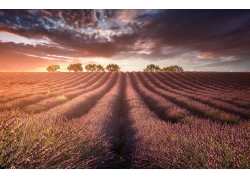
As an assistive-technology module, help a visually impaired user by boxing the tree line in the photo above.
[46,63,183,72]
[143,64,184,72]
[46,63,120,72]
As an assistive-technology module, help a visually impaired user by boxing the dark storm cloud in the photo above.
[0,9,143,58]
[137,10,250,59]
[0,10,100,31]
[0,9,110,42]
[0,9,250,71]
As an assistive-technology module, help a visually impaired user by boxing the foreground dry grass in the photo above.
[0,72,250,168]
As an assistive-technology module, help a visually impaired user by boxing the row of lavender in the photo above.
[157,72,250,108]
[1,72,250,168]
[143,73,250,121]
[0,73,98,111]
[0,72,92,102]
[122,73,250,168]
[155,73,249,108]
[0,72,120,168]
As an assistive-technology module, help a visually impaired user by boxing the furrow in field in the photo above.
[121,72,165,168]
[36,72,117,120]
[162,72,250,101]
[0,72,79,99]
[2,74,97,105]
[180,72,236,91]
[215,72,250,86]
[23,73,107,114]
[130,72,192,123]
[1,72,76,93]
[44,72,93,92]
[161,72,231,92]
[162,72,231,95]
[186,72,247,90]
[166,72,250,103]
[69,72,125,168]
[121,72,250,168]
[0,73,99,111]
[136,72,242,124]
[0,74,69,101]
[149,73,250,119]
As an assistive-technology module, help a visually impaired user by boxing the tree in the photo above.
[143,64,161,72]
[85,64,97,72]
[85,64,105,72]
[96,65,105,72]
[67,63,83,72]
[46,64,60,72]
[105,64,120,72]
[162,65,184,72]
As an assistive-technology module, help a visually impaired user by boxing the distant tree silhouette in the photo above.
[162,65,184,72]
[85,64,97,72]
[67,63,83,72]
[96,65,105,72]
[143,64,161,72]
[46,64,60,72]
[105,64,120,72]
[85,64,105,72]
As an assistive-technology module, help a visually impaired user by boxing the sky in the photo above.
[0,9,250,72]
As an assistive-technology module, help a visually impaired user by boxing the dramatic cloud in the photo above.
[0,9,249,71]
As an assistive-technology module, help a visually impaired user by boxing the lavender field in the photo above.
[0,72,250,168]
